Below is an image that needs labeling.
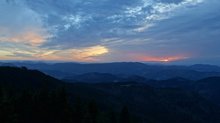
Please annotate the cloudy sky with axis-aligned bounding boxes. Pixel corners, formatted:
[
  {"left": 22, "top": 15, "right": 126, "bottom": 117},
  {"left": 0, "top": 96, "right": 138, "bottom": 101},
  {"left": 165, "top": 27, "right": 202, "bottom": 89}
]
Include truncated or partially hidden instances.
[{"left": 0, "top": 0, "right": 220, "bottom": 64}]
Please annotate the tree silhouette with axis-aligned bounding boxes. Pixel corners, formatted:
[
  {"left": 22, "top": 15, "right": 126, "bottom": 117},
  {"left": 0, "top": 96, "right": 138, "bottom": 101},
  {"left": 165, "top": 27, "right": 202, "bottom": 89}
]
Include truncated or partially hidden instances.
[
  {"left": 109, "top": 111, "right": 117, "bottom": 123},
  {"left": 88, "top": 101, "right": 99, "bottom": 123},
  {"left": 73, "top": 97, "right": 84, "bottom": 123},
  {"left": 120, "top": 106, "right": 130, "bottom": 123}
]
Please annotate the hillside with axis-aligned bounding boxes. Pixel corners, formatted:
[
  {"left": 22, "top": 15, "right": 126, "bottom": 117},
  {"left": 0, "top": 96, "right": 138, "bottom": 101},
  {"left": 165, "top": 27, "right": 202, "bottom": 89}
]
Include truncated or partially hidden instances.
[
  {"left": 142, "top": 77, "right": 220, "bottom": 106},
  {"left": 0, "top": 66, "right": 61, "bottom": 90},
  {"left": 194, "top": 77, "right": 220, "bottom": 106},
  {"left": 66, "top": 82, "right": 220, "bottom": 123}
]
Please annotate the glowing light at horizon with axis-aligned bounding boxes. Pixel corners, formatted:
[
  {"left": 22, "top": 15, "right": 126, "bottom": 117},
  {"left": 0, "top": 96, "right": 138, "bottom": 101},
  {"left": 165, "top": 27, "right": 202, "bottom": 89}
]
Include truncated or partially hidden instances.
[{"left": 134, "top": 55, "right": 189, "bottom": 62}]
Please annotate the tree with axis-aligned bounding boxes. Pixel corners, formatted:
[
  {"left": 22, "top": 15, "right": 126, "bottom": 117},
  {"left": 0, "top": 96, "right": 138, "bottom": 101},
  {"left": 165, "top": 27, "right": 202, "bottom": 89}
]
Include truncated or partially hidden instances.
[
  {"left": 88, "top": 101, "right": 99, "bottom": 123},
  {"left": 120, "top": 106, "right": 130, "bottom": 123},
  {"left": 109, "top": 111, "right": 117, "bottom": 123},
  {"left": 73, "top": 97, "right": 84, "bottom": 123}
]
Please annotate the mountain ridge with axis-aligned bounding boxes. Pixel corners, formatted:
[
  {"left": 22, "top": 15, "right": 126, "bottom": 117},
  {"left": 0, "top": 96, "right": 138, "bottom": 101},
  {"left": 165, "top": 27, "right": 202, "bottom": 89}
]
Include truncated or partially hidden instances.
[{"left": 1, "top": 62, "right": 220, "bottom": 80}]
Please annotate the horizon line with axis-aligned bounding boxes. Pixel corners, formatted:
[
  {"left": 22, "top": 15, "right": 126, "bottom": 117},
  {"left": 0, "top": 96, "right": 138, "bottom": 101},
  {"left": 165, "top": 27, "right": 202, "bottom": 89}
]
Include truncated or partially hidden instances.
[{"left": 0, "top": 60, "right": 220, "bottom": 67}]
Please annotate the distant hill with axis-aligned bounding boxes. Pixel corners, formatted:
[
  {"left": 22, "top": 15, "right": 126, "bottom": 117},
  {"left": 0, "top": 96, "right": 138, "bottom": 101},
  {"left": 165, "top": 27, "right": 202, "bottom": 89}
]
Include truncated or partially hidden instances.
[
  {"left": 189, "top": 64, "right": 220, "bottom": 72},
  {"left": 63, "top": 72, "right": 122, "bottom": 83},
  {"left": 63, "top": 73, "right": 147, "bottom": 83},
  {"left": 2, "top": 62, "right": 220, "bottom": 80}
]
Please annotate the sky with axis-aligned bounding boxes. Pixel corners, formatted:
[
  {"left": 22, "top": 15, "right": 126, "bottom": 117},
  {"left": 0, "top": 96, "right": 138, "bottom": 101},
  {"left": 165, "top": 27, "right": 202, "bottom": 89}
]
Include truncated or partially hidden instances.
[{"left": 0, "top": 0, "right": 220, "bottom": 65}]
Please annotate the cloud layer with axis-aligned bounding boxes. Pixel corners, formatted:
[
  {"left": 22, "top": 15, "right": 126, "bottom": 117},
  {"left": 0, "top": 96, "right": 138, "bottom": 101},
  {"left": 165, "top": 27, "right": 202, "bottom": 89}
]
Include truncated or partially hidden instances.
[{"left": 0, "top": 0, "right": 220, "bottom": 64}]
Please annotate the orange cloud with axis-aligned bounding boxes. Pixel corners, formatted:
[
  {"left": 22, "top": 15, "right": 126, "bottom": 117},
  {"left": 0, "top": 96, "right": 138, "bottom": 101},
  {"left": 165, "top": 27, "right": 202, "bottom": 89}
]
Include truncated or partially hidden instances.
[
  {"left": 9, "top": 32, "right": 46, "bottom": 46},
  {"left": 0, "top": 44, "right": 109, "bottom": 62},
  {"left": 0, "top": 27, "right": 51, "bottom": 46},
  {"left": 0, "top": 50, "right": 13, "bottom": 60},
  {"left": 35, "top": 45, "right": 109, "bottom": 62},
  {"left": 71, "top": 45, "right": 109, "bottom": 61}
]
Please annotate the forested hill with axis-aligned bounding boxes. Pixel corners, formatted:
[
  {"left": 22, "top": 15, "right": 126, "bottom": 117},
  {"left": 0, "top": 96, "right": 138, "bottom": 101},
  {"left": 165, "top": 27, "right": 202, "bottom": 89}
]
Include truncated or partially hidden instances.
[{"left": 0, "top": 66, "right": 61, "bottom": 89}]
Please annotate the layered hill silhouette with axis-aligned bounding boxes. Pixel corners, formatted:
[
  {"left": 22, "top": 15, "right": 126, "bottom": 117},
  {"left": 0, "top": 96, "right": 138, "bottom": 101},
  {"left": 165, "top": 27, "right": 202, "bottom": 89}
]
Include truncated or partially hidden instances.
[
  {"left": 2, "top": 62, "right": 220, "bottom": 80},
  {"left": 0, "top": 66, "right": 220, "bottom": 123}
]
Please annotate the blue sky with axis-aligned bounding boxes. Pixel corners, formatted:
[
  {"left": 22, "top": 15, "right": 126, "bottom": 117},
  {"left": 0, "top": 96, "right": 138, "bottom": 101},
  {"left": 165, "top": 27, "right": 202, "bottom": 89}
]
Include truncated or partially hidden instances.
[{"left": 0, "top": 0, "right": 220, "bottom": 65}]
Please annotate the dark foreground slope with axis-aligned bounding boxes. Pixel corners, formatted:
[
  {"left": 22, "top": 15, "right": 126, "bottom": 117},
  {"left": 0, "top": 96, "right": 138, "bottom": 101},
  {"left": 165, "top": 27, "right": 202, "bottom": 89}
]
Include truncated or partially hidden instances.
[
  {"left": 194, "top": 77, "right": 220, "bottom": 106},
  {"left": 0, "top": 67, "right": 220, "bottom": 123},
  {"left": 142, "top": 77, "right": 220, "bottom": 106},
  {"left": 0, "top": 66, "right": 62, "bottom": 89},
  {"left": 66, "top": 82, "right": 220, "bottom": 123},
  {"left": 63, "top": 73, "right": 220, "bottom": 107}
]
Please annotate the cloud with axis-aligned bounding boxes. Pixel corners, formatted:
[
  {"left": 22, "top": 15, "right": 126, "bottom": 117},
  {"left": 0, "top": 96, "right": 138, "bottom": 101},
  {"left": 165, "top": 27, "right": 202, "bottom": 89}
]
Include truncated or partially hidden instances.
[
  {"left": 133, "top": 0, "right": 204, "bottom": 32},
  {"left": 0, "top": 27, "right": 51, "bottom": 46},
  {"left": 0, "top": 43, "right": 109, "bottom": 62},
  {"left": 0, "top": 0, "right": 52, "bottom": 46},
  {"left": 36, "top": 45, "right": 109, "bottom": 62},
  {"left": 141, "top": 0, "right": 220, "bottom": 57},
  {"left": 31, "top": 0, "right": 205, "bottom": 48},
  {"left": 62, "top": 14, "right": 92, "bottom": 30}
]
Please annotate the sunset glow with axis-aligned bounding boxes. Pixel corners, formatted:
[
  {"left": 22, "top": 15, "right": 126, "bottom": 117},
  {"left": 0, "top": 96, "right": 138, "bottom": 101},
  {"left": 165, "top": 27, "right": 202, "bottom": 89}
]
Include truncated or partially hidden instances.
[{"left": 135, "top": 55, "right": 189, "bottom": 63}]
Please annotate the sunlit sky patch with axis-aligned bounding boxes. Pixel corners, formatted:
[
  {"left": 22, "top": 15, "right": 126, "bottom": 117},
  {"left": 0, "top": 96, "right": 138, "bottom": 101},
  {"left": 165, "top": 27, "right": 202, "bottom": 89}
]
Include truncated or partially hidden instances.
[{"left": 0, "top": 0, "right": 220, "bottom": 64}]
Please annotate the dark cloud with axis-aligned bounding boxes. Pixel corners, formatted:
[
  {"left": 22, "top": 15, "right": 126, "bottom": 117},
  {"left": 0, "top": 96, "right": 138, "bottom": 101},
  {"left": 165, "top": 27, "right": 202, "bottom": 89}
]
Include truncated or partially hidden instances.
[{"left": 140, "top": 0, "right": 220, "bottom": 58}]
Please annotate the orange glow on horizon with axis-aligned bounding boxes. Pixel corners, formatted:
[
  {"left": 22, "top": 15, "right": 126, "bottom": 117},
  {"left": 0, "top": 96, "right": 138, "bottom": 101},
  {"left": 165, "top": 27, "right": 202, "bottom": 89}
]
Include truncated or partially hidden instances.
[
  {"left": 134, "top": 55, "right": 189, "bottom": 62},
  {"left": 161, "top": 59, "right": 169, "bottom": 62}
]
